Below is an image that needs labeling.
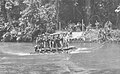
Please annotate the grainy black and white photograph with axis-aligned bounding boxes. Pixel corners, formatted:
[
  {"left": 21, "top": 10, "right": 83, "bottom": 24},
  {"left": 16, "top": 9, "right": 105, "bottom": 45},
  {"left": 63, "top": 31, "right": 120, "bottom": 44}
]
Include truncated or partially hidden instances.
[{"left": 0, "top": 0, "right": 120, "bottom": 74}]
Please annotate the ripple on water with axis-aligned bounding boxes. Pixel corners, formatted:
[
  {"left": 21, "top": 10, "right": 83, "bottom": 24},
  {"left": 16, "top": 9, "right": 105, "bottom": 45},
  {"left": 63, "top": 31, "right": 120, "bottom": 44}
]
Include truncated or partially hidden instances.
[{"left": 1, "top": 42, "right": 120, "bottom": 74}]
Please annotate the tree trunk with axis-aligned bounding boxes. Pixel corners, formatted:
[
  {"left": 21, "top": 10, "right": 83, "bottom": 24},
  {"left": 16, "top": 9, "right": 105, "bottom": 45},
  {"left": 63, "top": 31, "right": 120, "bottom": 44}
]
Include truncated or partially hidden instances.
[
  {"left": 85, "top": 0, "right": 91, "bottom": 26},
  {"left": 6, "top": 10, "right": 12, "bottom": 25}
]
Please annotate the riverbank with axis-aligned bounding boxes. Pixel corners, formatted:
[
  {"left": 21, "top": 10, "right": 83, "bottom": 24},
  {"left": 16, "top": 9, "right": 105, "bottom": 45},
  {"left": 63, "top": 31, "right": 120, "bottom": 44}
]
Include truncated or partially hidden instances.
[
  {"left": 70, "top": 29, "right": 120, "bottom": 43},
  {"left": 1, "top": 28, "right": 120, "bottom": 44}
]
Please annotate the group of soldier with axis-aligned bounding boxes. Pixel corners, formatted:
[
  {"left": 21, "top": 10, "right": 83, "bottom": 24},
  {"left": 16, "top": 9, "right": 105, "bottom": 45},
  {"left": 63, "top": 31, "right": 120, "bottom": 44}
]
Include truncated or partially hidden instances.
[{"left": 34, "top": 32, "right": 70, "bottom": 52}]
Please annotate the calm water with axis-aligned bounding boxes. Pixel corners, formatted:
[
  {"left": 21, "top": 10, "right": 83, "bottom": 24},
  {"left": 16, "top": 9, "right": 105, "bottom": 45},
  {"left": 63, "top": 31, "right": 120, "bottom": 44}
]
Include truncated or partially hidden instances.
[{"left": 0, "top": 42, "right": 120, "bottom": 74}]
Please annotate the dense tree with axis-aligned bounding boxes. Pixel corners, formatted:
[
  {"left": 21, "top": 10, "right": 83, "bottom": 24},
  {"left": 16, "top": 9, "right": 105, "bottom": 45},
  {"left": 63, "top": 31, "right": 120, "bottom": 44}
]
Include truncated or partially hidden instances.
[
  {"left": 0, "top": 0, "right": 57, "bottom": 42},
  {"left": 91, "top": 0, "right": 118, "bottom": 28}
]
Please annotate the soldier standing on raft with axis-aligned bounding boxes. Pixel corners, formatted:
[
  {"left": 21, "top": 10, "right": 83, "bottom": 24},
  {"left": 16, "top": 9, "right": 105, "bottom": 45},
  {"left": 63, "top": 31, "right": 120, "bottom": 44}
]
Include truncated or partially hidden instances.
[
  {"left": 45, "top": 36, "right": 49, "bottom": 48},
  {"left": 35, "top": 35, "right": 43, "bottom": 52},
  {"left": 62, "top": 33, "right": 69, "bottom": 47},
  {"left": 52, "top": 35, "right": 57, "bottom": 52},
  {"left": 34, "top": 45, "right": 39, "bottom": 52},
  {"left": 50, "top": 35, "right": 54, "bottom": 48},
  {"left": 47, "top": 36, "right": 51, "bottom": 48},
  {"left": 52, "top": 35, "right": 55, "bottom": 48},
  {"left": 41, "top": 36, "right": 44, "bottom": 48},
  {"left": 54, "top": 34, "right": 58, "bottom": 48},
  {"left": 39, "top": 36, "right": 44, "bottom": 50},
  {"left": 35, "top": 36, "right": 40, "bottom": 52},
  {"left": 60, "top": 34, "right": 64, "bottom": 48},
  {"left": 43, "top": 35, "right": 46, "bottom": 48},
  {"left": 56, "top": 34, "right": 61, "bottom": 48}
]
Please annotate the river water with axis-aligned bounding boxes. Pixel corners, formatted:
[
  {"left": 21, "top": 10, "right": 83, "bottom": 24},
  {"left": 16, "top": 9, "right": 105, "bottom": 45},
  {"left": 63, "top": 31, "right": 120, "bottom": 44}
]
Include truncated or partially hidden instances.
[{"left": 0, "top": 42, "right": 120, "bottom": 74}]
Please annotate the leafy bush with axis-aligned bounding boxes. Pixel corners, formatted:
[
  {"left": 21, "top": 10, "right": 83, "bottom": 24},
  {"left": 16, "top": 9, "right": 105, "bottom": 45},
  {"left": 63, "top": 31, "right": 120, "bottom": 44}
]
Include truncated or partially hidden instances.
[{"left": 82, "top": 29, "right": 99, "bottom": 41}]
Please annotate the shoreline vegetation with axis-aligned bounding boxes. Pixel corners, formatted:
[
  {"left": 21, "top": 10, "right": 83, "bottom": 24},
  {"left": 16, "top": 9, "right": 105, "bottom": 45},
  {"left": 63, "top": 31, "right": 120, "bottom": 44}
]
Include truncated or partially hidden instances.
[
  {"left": 70, "top": 29, "right": 120, "bottom": 43},
  {"left": 1, "top": 26, "right": 120, "bottom": 43}
]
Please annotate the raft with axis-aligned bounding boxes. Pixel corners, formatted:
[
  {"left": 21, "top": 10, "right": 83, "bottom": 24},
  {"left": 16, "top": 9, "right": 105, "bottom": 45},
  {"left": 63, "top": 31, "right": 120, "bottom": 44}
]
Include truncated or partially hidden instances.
[{"left": 30, "top": 46, "right": 76, "bottom": 54}]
